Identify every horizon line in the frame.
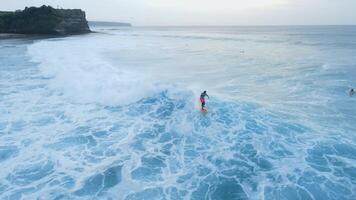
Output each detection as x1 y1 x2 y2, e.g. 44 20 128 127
90 23 356 27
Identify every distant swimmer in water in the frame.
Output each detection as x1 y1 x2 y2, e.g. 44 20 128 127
200 91 209 111
350 88 354 96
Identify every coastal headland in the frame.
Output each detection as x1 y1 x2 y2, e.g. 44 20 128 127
0 5 90 36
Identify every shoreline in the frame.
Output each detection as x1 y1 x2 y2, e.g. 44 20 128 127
0 33 28 39
0 32 92 40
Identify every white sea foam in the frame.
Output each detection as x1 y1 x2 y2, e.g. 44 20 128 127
27 36 159 106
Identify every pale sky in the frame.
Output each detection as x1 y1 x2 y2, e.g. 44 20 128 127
1 0 356 26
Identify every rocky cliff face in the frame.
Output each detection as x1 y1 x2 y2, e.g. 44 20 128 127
0 5 90 35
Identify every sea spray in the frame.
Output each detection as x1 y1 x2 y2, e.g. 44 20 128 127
27 36 159 106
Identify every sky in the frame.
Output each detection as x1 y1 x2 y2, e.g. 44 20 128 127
1 0 356 26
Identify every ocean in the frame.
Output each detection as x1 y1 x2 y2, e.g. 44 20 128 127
0 26 355 199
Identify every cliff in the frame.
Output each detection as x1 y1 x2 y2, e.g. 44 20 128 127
0 5 90 35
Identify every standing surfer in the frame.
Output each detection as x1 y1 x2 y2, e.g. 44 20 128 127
200 91 209 111
350 88 354 96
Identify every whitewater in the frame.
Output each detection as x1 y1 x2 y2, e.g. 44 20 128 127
0 26 355 200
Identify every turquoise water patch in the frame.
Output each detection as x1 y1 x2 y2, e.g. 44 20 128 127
74 165 122 196
0 146 19 162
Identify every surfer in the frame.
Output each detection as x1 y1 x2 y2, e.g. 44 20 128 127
350 88 354 96
200 91 209 111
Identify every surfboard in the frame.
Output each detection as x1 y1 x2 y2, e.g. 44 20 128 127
201 108 208 113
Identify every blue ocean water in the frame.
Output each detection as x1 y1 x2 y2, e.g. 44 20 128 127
0 26 356 199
